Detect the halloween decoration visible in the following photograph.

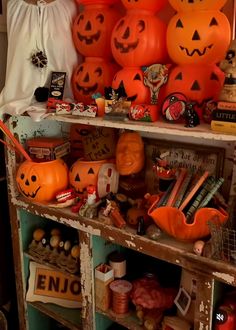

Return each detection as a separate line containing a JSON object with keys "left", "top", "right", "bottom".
{"left": 219, "top": 39, "right": 236, "bottom": 102}
{"left": 121, "top": 0, "right": 168, "bottom": 12}
{"left": 129, "top": 104, "right": 159, "bottom": 122}
{"left": 69, "top": 158, "right": 114, "bottom": 194}
{"left": 72, "top": 57, "right": 119, "bottom": 104}
{"left": 97, "top": 163, "right": 119, "bottom": 198}
{"left": 111, "top": 12, "right": 167, "bottom": 67}
{"left": 16, "top": 159, "right": 69, "bottom": 203}
{"left": 34, "top": 87, "right": 49, "bottom": 102}
{"left": 112, "top": 67, "right": 150, "bottom": 105}
{"left": 184, "top": 102, "right": 200, "bottom": 127}
{"left": 162, "top": 92, "right": 187, "bottom": 122}
{"left": 167, "top": 10, "right": 231, "bottom": 65}
{"left": 72, "top": 5, "right": 120, "bottom": 58}
{"left": 143, "top": 64, "right": 169, "bottom": 105}
{"left": 116, "top": 132, "right": 144, "bottom": 176}
{"left": 169, "top": 0, "right": 227, "bottom": 11}
{"left": 165, "top": 64, "right": 224, "bottom": 106}
{"left": 104, "top": 84, "right": 131, "bottom": 120}
{"left": 0, "top": 0, "right": 78, "bottom": 117}
{"left": 148, "top": 205, "right": 228, "bottom": 241}
{"left": 76, "top": 0, "right": 119, "bottom": 5}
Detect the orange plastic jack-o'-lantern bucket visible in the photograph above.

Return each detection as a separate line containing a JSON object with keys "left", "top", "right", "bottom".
{"left": 16, "top": 159, "right": 69, "bottom": 203}
{"left": 69, "top": 158, "right": 115, "bottom": 194}
{"left": 167, "top": 10, "right": 231, "bottom": 65}
{"left": 169, "top": 0, "right": 227, "bottom": 11}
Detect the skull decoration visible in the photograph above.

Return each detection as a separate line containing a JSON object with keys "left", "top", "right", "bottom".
{"left": 167, "top": 10, "right": 231, "bottom": 65}
{"left": 16, "top": 159, "right": 69, "bottom": 203}
{"left": 219, "top": 39, "right": 236, "bottom": 102}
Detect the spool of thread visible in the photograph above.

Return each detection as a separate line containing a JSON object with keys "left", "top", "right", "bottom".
{"left": 109, "top": 251, "right": 126, "bottom": 278}
{"left": 109, "top": 280, "right": 132, "bottom": 315}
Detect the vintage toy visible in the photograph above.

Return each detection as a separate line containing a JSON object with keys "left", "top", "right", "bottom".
{"left": 116, "top": 131, "right": 144, "bottom": 176}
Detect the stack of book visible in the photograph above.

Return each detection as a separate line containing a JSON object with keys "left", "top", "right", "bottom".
{"left": 211, "top": 101, "right": 236, "bottom": 134}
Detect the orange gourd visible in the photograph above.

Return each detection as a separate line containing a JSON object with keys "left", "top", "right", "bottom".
{"left": 72, "top": 57, "right": 119, "bottom": 104}
{"left": 169, "top": 0, "right": 227, "bottom": 11}
{"left": 16, "top": 159, "right": 69, "bottom": 203}
{"left": 72, "top": 5, "right": 120, "bottom": 58}
{"left": 121, "top": 0, "right": 168, "bottom": 12}
{"left": 167, "top": 10, "right": 231, "bottom": 65}
{"left": 112, "top": 67, "right": 150, "bottom": 104}
{"left": 111, "top": 13, "right": 167, "bottom": 67}
{"left": 165, "top": 64, "right": 224, "bottom": 105}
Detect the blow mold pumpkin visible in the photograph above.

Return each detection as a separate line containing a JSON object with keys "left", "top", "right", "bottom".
{"left": 69, "top": 158, "right": 114, "bottom": 193}
{"left": 165, "top": 64, "right": 224, "bottom": 105}
{"left": 169, "top": 0, "right": 227, "bottom": 11}
{"left": 72, "top": 6, "right": 121, "bottom": 58}
{"left": 111, "top": 13, "right": 167, "bottom": 67}
{"left": 72, "top": 57, "right": 119, "bottom": 104}
{"left": 75, "top": 0, "right": 119, "bottom": 5}
{"left": 167, "top": 10, "right": 231, "bottom": 65}
{"left": 121, "top": 0, "right": 168, "bottom": 12}
{"left": 112, "top": 67, "right": 150, "bottom": 104}
{"left": 16, "top": 159, "right": 69, "bottom": 203}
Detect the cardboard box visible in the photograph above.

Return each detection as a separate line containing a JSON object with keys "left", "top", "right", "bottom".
{"left": 26, "top": 137, "right": 70, "bottom": 161}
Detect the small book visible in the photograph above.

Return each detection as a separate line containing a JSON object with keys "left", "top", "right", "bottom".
{"left": 211, "top": 120, "right": 236, "bottom": 134}
{"left": 212, "top": 109, "right": 236, "bottom": 123}
{"left": 174, "top": 170, "right": 193, "bottom": 208}
{"left": 198, "top": 177, "right": 224, "bottom": 209}
{"left": 179, "top": 171, "right": 209, "bottom": 212}
{"left": 166, "top": 168, "right": 187, "bottom": 207}
{"left": 217, "top": 101, "right": 236, "bottom": 111}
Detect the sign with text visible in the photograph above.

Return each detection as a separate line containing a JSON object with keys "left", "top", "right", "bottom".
{"left": 26, "top": 262, "right": 82, "bottom": 308}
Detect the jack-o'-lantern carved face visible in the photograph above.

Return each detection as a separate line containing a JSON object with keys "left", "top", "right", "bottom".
{"left": 112, "top": 68, "right": 150, "bottom": 104}
{"left": 72, "top": 7, "right": 120, "bottom": 58}
{"left": 116, "top": 132, "right": 144, "bottom": 176}
{"left": 111, "top": 14, "right": 167, "bottom": 67}
{"left": 167, "top": 11, "right": 231, "bottom": 65}
{"left": 121, "top": 0, "right": 168, "bottom": 12}
{"left": 72, "top": 58, "right": 118, "bottom": 104}
{"left": 16, "top": 159, "right": 69, "bottom": 203}
{"left": 169, "top": 0, "right": 227, "bottom": 11}
{"left": 165, "top": 64, "right": 224, "bottom": 105}
{"left": 69, "top": 159, "right": 114, "bottom": 193}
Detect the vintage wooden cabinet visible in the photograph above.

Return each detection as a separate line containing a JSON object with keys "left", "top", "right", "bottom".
{"left": 4, "top": 114, "right": 236, "bottom": 330}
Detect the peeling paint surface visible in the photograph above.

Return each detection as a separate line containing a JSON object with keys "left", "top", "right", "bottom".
{"left": 80, "top": 240, "right": 93, "bottom": 316}
{"left": 213, "top": 272, "right": 235, "bottom": 284}
{"left": 205, "top": 282, "right": 212, "bottom": 289}
{"left": 125, "top": 240, "right": 136, "bottom": 248}
{"left": 175, "top": 259, "right": 180, "bottom": 264}
{"left": 199, "top": 301, "right": 205, "bottom": 312}
{"left": 108, "top": 236, "right": 115, "bottom": 241}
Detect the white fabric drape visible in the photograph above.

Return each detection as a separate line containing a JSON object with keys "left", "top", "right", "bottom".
{"left": 0, "top": 0, "right": 79, "bottom": 118}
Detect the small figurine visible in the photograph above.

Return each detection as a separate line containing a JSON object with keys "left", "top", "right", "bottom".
{"left": 143, "top": 64, "right": 169, "bottom": 104}
{"left": 184, "top": 102, "right": 200, "bottom": 128}
{"left": 79, "top": 185, "right": 101, "bottom": 219}
{"left": 193, "top": 239, "right": 213, "bottom": 258}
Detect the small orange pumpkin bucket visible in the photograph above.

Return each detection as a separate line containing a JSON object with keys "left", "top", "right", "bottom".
{"left": 16, "top": 159, "right": 69, "bottom": 203}
{"left": 148, "top": 205, "right": 228, "bottom": 242}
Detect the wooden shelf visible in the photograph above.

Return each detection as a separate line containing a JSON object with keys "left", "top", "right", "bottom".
{"left": 96, "top": 308, "right": 144, "bottom": 330}
{"left": 15, "top": 197, "right": 236, "bottom": 286}
{"left": 48, "top": 114, "right": 236, "bottom": 142}
{"left": 28, "top": 302, "right": 82, "bottom": 330}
